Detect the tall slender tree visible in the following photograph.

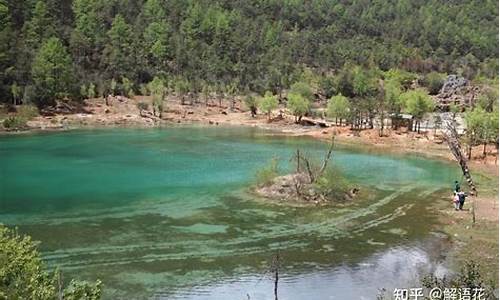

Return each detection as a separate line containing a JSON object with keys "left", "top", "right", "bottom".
{"left": 31, "top": 37, "right": 74, "bottom": 105}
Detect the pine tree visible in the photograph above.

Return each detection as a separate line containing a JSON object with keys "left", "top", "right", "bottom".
{"left": 31, "top": 37, "right": 74, "bottom": 104}
{"left": 70, "top": 0, "right": 106, "bottom": 70}
{"left": 0, "top": 0, "right": 13, "bottom": 99}
{"left": 103, "top": 14, "right": 134, "bottom": 80}
{"left": 22, "top": 1, "right": 56, "bottom": 50}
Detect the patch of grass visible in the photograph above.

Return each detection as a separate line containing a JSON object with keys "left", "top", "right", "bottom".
{"left": 313, "top": 167, "right": 351, "bottom": 200}
{"left": 2, "top": 105, "right": 39, "bottom": 130}
{"left": 255, "top": 157, "right": 279, "bottom": 187}
{"left": 432, "top": 169, "right": 498, "bottom": 288}
{"left": 16, "top": 105, "right": 39, "bottom": 120}
{"left": 3, "top": 116, "right": 28, "bottom": 129}
{"left": 473, "top": 170, "right": 499, "bottom": 197}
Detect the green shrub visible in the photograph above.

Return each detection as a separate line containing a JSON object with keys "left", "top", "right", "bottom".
{"left": 139, "top": 84, "right": 149, "bottom": 96}
{"left": 121, "top": 77, "right": 134, "bottom": 98}
{"left": 258, "top": 91, "right": 278, "bottom": 120}
{"left": 0, "top": 225, "right": 102, "bottom": 299}
{"left": 255, "top": 157, "right": 280, "bottom": 187}
{"left": 244, "top": 94, "right": 257, "bottom": 116}
{"left": 421, "top": 261, "right": 494, "bottom": 299}
{"left": 422, "top": 72, "right": 446, "bottom": 95}
{"left": 314, "top": 167, "right": 350, "bottom": 200}
{"left": 290, "top": 81, "right": 314, "bottom": 101}
{"left": 87, "top": 83, "right": 96, "bottom": 99}
{"left": 2, "top": 105, "right": 39, "bottom": 129}
{"left": 287, "top": 93, "right": 310, "bottom": 122}
{"left": 3, "top": 116, "right": 27, "bottom": 129}
{"left": 319, "top": 75, "right": 337, "bottom": 98}
{"left": 80, "top": 84, "right": 87, "bottom": 98}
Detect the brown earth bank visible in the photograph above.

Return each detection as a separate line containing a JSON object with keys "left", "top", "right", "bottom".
{"left": 4, "top": 95, "right": 498, "bottom": 166}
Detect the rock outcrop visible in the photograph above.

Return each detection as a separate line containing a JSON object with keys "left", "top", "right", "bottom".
{"left": 440, "top": 75, "right": 468, "bottom": 96}
{"left": 434, "top": 75, "right": 479, "bottom": 111}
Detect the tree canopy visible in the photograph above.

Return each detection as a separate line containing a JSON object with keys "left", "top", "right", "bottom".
{"left": 327, "top": 94, "right": 350, "bottom": 125}
{"left": 0, "top": 0, "right": 497, "bottom": 105}
{"left": 287, "top": 92, "right": 310, "bottom": 122}
{"left": 258, "top": 91, "right": 278, "bottom": 120}
{"left": 31, "top": 37, "right": 74, "bottom": 105}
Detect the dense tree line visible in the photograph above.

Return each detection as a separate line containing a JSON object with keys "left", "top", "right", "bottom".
{"left": 0, "top": 0, "right": 498, "bottom": 106}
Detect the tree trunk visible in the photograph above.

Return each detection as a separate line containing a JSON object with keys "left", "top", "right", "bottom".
{"left": 318, "top": 135, "right": 335, "bottom": 176}
{"left": 274, "top": 269, "right": 278, "bottom": 300}
{"left": 496, "top": 142, "right": 499, "bottom": 165}
{"left": 443, "top": 117, "right": 478, "bottom": 224}
{"left": 296, "top": 149, "right": 300, "bottom": 173}
{"left": 379, "top": 114, "right": 384, "bottom": 137}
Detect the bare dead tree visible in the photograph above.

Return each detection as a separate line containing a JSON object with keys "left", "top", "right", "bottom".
{"left": 270, "top": 252, "right": 281, "bottom": 300}
{"left": 296, "top": 149, "right": 300, "bottom": 173}
{"left": 299, "top": 154, "right": 315, "bottom": 183}
{"left": 292, "top": 134, "right": 336, "bottom": 185}
{"left": 293, "top": 176, "right": 302, "bottom": 198}
{"left": 318, "top": 135, "right": 335, "bottom": 175}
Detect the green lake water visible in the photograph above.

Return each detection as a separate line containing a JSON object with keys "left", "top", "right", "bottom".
{"left": 0, "top": 126, "right": 460, "bottom": 299}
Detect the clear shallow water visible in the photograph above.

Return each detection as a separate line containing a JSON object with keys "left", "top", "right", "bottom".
{"left": 0, "top": 126, "right": 459, "bottom": 299}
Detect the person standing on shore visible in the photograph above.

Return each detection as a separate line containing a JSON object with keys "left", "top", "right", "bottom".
{"left": 458, "top": 191, "right": 467, "bottom": 210}
{"left": 453, "top": 192, "right": 460, "bottom": 210}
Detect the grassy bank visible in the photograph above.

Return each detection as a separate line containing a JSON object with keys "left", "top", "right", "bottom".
{"left": 432, "top": 167, "right": 498, "bottom": 287}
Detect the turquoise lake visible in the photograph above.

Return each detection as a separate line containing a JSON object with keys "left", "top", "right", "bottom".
{"left": 0, "top": 126, "right": 460, "bottom": 299}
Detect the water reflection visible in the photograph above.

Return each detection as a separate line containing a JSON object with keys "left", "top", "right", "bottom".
{"left": 164, "top": 237, "right": 449, "bottom": 300}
